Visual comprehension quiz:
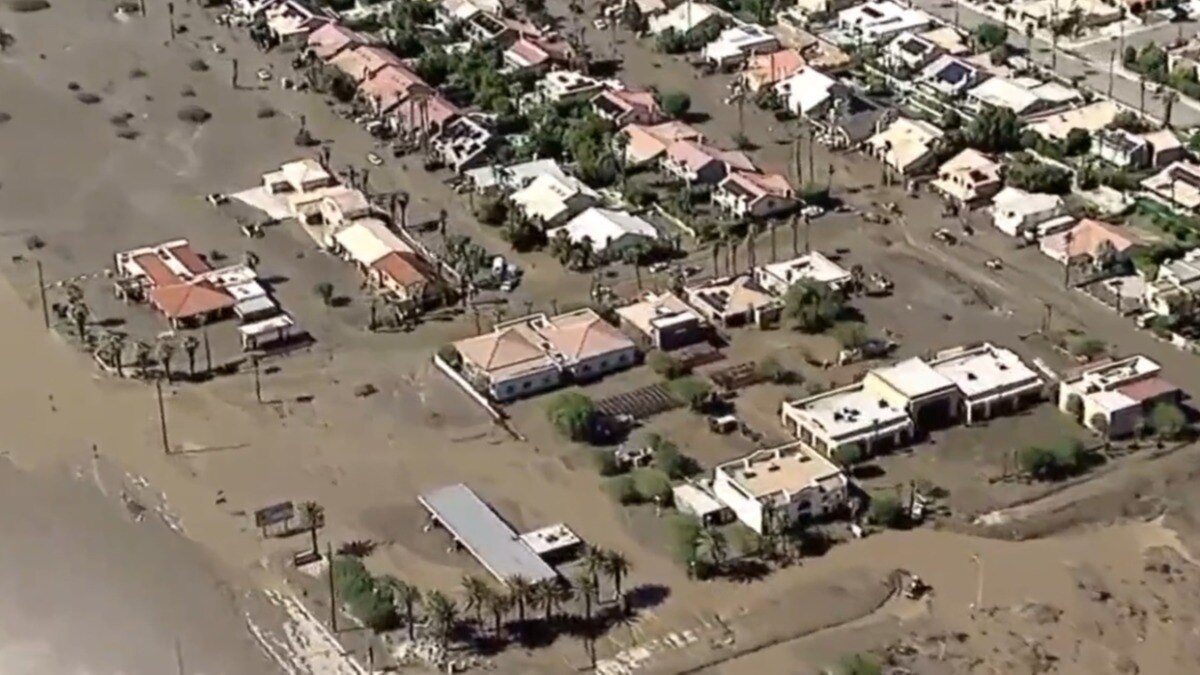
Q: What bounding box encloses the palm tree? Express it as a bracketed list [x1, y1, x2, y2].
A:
[532, 581, 556, 623]
[424, 590, 458, 650]
[1091, 413, 1111, 453]
[154, 337, 176, 382]
[710, 241, 720, 277]
[790, 215, 799, 255]
[575, 571, 598, 627]
[1162, 89, 1179, 128]
[581, 545, 605, 590]
[551, 581, 575, 620]
[769, 221, 778, 262]
[508, 575, 534, 624]
[69, 300, 89, 344]
[462, 575, 490, 627]
[612, 132, 630, 191]
[102, 333, 127, 376]
[698, 527, 728, 569]
[603, 550, 631, 605]
[181, 335, 199, 378]
[392, 580, 422, 641]
[396, 190, 410, 229]
[131, 340, 152, 378]
[299, 501, 324, 553]
[438, 208, 449, 241]
[485, 587, 512, 637]
[64, 282, 84, 305]
[550, 229, 573, 265]
[574, 236, 595, 270]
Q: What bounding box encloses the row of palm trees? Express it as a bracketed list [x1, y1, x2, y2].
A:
[95, 331, 203, 381]
[369, 545, 631, 656]
[58, 282, 208, 380]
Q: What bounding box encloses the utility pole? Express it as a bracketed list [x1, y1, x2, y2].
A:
[1108, 49, 1115, 98]
[36, 260, 49, 329]
[327, 542, 339, 633]
[251, 354, 262, 404]
[202, 328, 212, 375]
[1050, 0, 1058, 71]
[806, 123, 815, 187]
[168, 2, 176, 42]
[175, 638, 184, 675]
[1043, 302, 1053, 333]
[231, 58, 239, 89]
[953, 0, 960, 30]
[156, 378, 170, 455]
[804, 214, 812, 253]
[1139, 75, 1146, 114]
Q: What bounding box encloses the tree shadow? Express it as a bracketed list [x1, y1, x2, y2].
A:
[720, 558, 770, 583]
[94, 317, 126, 329]
[330, 295, 352, 308]
[682, 111, 711, 125]
[336, 539, 377, 557]
[625, 583, 669, 612]
[261, 274, 289, 287]
[851, 463, 885, 480]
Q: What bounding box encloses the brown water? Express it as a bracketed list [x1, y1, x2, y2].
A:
[0, 459, 277, 675]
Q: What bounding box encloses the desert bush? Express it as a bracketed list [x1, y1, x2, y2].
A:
[256, 105, 276, 119]
[177, 105, 211, 124]
[116, 129, 140, 140]
[606, 475, 639, 504]
[75, 92, 102, 104]
[187, 58, 209, 72]
[180, 86, 196, 98]
[631, 468, 672, 504]
[7, 0, 52, 13]
[128, 67, 147, 79]
[0, 112, 10, 124]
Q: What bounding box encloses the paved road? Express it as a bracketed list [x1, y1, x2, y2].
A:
[909, 0, 1200, 126]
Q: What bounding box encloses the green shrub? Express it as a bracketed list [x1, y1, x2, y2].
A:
[632, 468, 672, 504]
[868, 494, 904, 528]
[606, 475, 640, 504]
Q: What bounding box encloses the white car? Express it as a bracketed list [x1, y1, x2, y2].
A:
[985, 258, 1003, 270]
[593, 18, 607, 29]
[205, 193, 228, 206]
[802, 205, 825, 218]
[366, 152, 383, 167]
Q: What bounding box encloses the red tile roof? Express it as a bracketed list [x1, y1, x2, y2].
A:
[149, 281, 235, 320]
[170, 243, 211, 276]
[371, 251, 432, 287]
[1116, 377, 1179, 403]
[132, 253, 181, 287]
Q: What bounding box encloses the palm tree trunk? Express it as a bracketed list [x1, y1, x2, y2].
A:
[406, 605, 416, 641]
[309, 525, 318, 553]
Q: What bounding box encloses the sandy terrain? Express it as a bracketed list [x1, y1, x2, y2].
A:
[7, 2, 1200, 674]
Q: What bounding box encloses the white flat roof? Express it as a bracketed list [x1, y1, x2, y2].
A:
[239, 312, 295, 337]
[929, 344, 1042, 400]
[759, 251, 851, 288]
[717, 445, 845, 499]
[518, 523, 581, 556]
[787, 384, 912, 441]
[869, 357, 956, 399]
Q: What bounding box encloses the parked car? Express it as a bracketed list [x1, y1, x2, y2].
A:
[366, 152, 383, 166]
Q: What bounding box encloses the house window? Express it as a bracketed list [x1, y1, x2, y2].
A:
[503, 385, 515, 396]
[522, 381, 532, 390]
[599, 360, 608, 369]
[581, 364, 591, 373]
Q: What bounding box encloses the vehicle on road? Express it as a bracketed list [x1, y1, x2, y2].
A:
[933, 228, 957, 245]
[366, 152, 383, 166]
